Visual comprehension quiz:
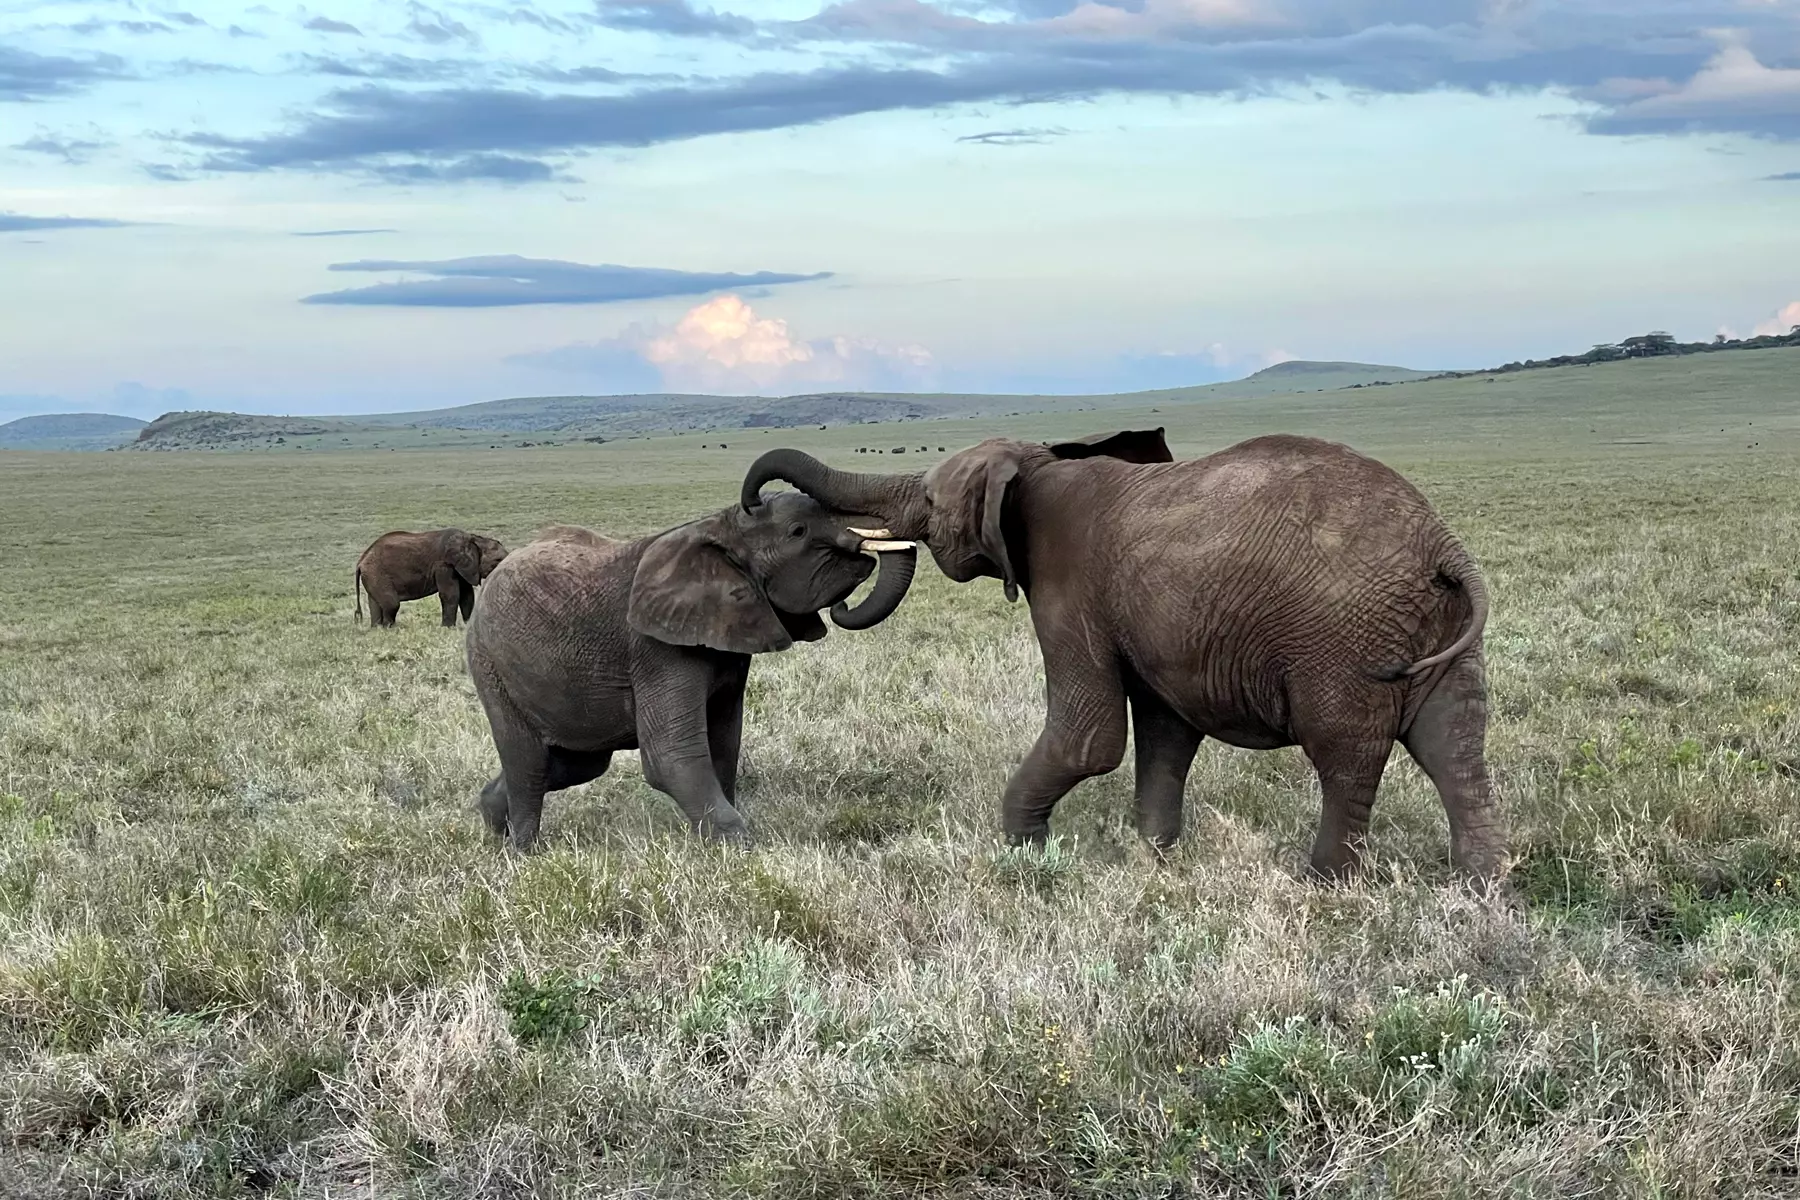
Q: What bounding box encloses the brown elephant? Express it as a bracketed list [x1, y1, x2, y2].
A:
[739, 430, 1502, 882]
[354, 528, 509, 628]
[465, 495, 917, 851]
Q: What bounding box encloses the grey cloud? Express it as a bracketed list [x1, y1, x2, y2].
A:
[293, 52, 479, 82]
[165, 11, 207, 27]
[0, 212, 134, 232]
[13, 133, 110, 163]
[406, 2, 481, 45]
[191, 25, 1687, 177]
[1766, 171, 1800, 181]
[174, 0, 1800, 178]
[301, 254, 832, 306]
[957, 125, 1066, 144]
[589, 0, 758, 39]
[370, 153, 561, 182]
[292, 227, 399, 236]
[305, 16, 364, 35]
[1, 46, 130, 100]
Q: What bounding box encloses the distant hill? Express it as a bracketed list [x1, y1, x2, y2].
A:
[119, 359, 1439, 452]
[0, 412, 146, 451]
[130, 411, 362, 451]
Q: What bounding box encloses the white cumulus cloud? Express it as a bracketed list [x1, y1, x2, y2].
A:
[1752, 300, 1800, 337]
[514, 294, 936, 394]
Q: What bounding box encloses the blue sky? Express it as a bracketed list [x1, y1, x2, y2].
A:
[2, 0, 1797, 419]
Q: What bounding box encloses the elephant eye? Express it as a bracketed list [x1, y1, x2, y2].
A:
[788, 523, 807, 540]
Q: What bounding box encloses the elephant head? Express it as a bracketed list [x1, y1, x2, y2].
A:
[628, 491, 917, 654]
[444, 531, 509, 587]
[739, 429, 1170, 601]
[471, 534, 509, 580]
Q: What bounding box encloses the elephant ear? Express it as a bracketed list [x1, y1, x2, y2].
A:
[445, 532, 483, 589]
[924, 441, 1023, 602]
[628, 520, 793, 654]
[1048, 428, 1172, 464]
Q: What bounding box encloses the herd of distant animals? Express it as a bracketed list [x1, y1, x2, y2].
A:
[353, 428, 1502, 884]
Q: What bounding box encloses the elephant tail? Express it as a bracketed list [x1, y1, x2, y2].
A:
[1375, 546, 1489, 682]
[353, 565, 365, 624]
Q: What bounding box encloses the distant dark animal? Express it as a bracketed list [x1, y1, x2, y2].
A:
[355, 529, 509, 628]
[466, 496, 917, 850]
[741, 430, 1502, 882]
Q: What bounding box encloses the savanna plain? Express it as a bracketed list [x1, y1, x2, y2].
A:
[3, 350, 1799, 1198]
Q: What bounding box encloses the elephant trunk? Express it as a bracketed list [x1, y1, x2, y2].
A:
[741, 449, 928, 539]
[830, 540, 918, 630]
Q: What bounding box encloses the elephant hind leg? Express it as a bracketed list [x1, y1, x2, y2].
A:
[1401, 652, 1505, 883]
[1301, 736, 1394, 881]
[479, 775, 510, 836]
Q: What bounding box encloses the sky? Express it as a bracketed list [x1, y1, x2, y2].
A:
[2, 0, 1798, 419]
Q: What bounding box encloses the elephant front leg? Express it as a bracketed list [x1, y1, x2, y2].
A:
[1127, 684, 1203, 852]
[1001, 659, 1127, 848]
[637, 662, 751, 845]
[458, 579, 476, 623]
[706, 671, 748, 807]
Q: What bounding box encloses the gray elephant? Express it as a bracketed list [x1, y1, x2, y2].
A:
[354, 528, 509, 628]
[740, 430, 1502, 882]
[465, 496, 916, 851]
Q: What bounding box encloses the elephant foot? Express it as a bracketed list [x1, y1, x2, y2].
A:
[477, 777, 510, 837]
[702, 812, 754, 849]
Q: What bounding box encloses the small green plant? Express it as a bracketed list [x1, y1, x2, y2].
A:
[497, 969, 601, 1045]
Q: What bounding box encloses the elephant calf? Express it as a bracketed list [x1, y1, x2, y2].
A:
[354, 528, 509, 627]
[465, 498, 916, 850]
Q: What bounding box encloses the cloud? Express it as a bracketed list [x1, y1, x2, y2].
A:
[1764, 170, 1800, 180]
[292, 227, 398, 237]
[0, 46, 130, 101]
[1586, 40, 1800, 141]
[0, 212, 133, 232]
[184, 5, 1758, 181]
[511, 294, 935, 393]
[301, 255, 833, 306]
[304, 15, 364, 35]
[589, 0, 759, 39]
[405, 2, 481, 46]
[12, 133, 109, 163]
[956, 126, 1067, 144]
[1752, 300, 1800, 337]
[373, 153, 563, 182]
[291, 52, 481, 82]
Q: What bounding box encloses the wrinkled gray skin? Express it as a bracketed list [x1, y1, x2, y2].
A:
[465, 493, 917, 851]
[355, 528, 509, 628]
[741, 431, 1502, 882]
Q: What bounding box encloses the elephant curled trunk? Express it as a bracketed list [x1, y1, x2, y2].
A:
[741, 449, 927, 539]
[830, 529, 917, 630]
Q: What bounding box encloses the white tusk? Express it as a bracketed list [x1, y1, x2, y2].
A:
[849, 526, 892, 538]
[859, 539, 915, 553]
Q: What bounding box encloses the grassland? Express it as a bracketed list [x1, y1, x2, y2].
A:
[2, 349, 1799, 1197]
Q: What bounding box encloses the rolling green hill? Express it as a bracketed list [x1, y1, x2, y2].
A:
[0, 412, 145, 451]
[115, 359, 1440, 452]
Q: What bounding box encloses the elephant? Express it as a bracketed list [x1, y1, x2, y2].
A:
[739, 430, 1502, 882]
[354, 528, 509, 628]
[464, 496, 918, 851]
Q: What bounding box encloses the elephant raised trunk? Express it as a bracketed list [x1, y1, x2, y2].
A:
[829, 527, 918, 630]
[740, 449, 928, 539]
